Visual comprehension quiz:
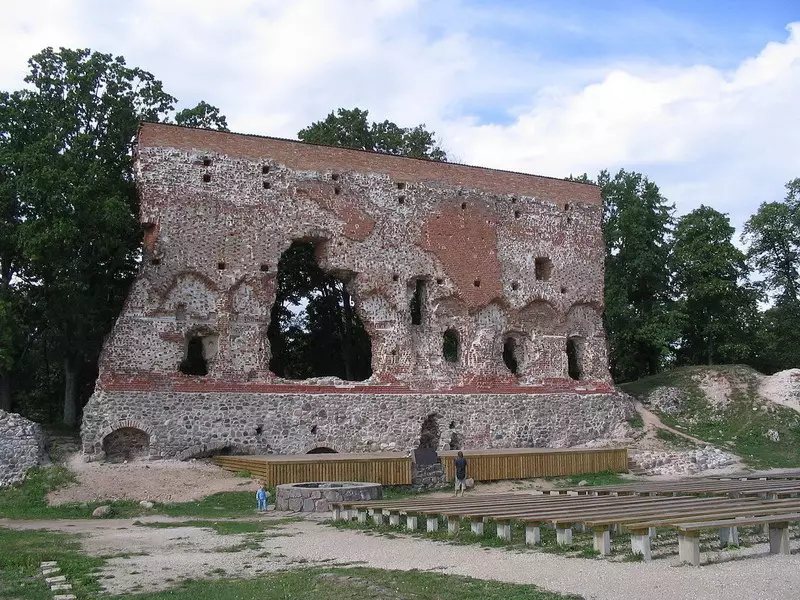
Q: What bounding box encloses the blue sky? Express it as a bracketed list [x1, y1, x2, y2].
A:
[1, 0, 799, 235]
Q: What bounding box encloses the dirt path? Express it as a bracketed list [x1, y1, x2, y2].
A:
[3, 514, 798, 600]
[47, 453, 259, 504]
[635, 401, 708, 445]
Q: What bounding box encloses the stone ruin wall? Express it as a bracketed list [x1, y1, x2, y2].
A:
[82, 123, 632, 460]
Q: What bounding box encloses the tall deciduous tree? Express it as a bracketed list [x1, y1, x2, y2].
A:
[298, 107, 447, 161]
[672, 206, 759, 365]
[10, 47, 176, 425]
[599, 169, 677, 382]
[174, 100, 230, 131]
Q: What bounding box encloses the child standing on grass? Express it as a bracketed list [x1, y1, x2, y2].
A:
[256, 484, 269, 512]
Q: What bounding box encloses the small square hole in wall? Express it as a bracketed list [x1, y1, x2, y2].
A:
[461, 202, 467, 210]
[332, 173, 340, 181]
[564, 203, 570, 211]
[473, 278, 481, 287]
[203, 157, 211, 167]
[334, 186, 341, 195]
[535, 257, 553, 281]
[511, 197, 517, 204]
[262, 165, 270, 174]
[392, 274, 399, 282]
[263, 181, 271, 190]
[260, 264, 269, 272]
[397, 182, 405, 190]
[202, 173, 211, 183]
[567, 216, 573, 225]
[511, 281, 519, 290]
[561, 286, 567, 294]
[398, 196, 405, 205]
[514, 210, 520, 219]
[217, 262, 226, 270]
[436, 277, 443, 285]
[150, 258, 161, 266]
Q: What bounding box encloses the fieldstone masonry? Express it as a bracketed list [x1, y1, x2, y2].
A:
[82, 123, 632, 460]
[0, 409, 48, 486]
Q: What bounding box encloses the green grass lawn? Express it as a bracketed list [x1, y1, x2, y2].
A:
[0, 527, 105, 600]
[104, 567, 581, 600]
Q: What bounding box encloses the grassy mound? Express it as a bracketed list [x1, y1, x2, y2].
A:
[621, 365, 800, 468]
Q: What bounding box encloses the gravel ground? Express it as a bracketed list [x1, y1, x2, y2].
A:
[47, 453, 258, 504]
[4, 515, 799, 600]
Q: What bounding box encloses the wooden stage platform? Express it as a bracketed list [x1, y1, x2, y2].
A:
[212, 446, 628, 487]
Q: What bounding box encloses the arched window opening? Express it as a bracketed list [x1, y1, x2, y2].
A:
[567, 337, 583, 380]
[103, 427, 150, 462]
[307, 446, 338, 454]
[443, 329, 459, 363]
[418, 414, 441, 449]
[180, 332, 218, 376]
[503, 337, 519, 374]
[267, 241, 372, 381]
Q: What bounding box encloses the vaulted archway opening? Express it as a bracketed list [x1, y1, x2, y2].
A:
[267, 241, 372, 381]
[307, 446, 338, 454]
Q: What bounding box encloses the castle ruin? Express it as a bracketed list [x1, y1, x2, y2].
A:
[81, 123, 632, 461]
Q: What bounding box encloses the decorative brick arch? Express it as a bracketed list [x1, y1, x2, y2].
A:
[305, 442, 339, 454]
[99, 419, 155, 462]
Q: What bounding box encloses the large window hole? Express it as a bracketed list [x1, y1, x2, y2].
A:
[267, 241, 372, 381]
[443, 329, 459, 363]
[179, 333, 219, 376]
[503, 337, 519, 375]
[566, 337, 583, 380]
[535, 257, 553, 281]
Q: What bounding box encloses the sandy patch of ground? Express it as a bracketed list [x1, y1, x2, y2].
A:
[4, 514, 800, 600]
[759, 368, 800, 412]
[47, 453, 258, 504]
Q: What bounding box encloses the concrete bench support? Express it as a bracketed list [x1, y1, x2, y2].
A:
[357, 509, 367, 524]
[769, 523, 790, 555]
[718, 526, 739, 547]
[427, 517, 439, 533]
[332, 506, 342, 521]
[470, 520, 484, 536]
[447, 518, 460, 535]
[630, 530, 652, 561]
[678, 531, 700, 566]
[406, 515, 418, 531]
[648, 527, 657, 539]
[496, 521, 511, 541]
[389, 512, 400, 527]
[525, 525, 541, 546]
[373, 511, 385, 526]
[556, 524, 573, 546]
[593, 527, 611, 555]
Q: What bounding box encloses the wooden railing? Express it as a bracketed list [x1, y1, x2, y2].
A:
[438, 447, 628, 482]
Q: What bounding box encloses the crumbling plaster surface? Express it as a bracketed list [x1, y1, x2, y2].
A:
[81, 390, 634, 460]
[83, 124, 626, 460]
[97, 124, 609, 387]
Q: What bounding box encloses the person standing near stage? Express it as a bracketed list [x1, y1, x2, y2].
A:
[453, 451, 468, 497]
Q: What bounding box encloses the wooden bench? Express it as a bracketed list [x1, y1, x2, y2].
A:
[674, 514, 800, 566]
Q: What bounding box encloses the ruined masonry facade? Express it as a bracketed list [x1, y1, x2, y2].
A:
[81, 123, 631, 460]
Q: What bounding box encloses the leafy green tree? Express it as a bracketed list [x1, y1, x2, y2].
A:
[598, 169, 678, 382]
[671, 206, 759, 365]
[298, 107, 447, 161]
[9, 47, 176, 425]
[743, 180, 800, 305]
[174, 100, 230, 131]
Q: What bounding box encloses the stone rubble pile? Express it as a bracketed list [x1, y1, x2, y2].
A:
[632, 446, 736, 476]
[0, 409, 48, 486]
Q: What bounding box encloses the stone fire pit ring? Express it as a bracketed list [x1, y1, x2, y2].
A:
[275, 481, 382, 512]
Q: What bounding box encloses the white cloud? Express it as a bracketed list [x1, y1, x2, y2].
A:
[0, 1, 798, 231]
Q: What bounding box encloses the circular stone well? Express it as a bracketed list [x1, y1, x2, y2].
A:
[275, 481, 382, 512]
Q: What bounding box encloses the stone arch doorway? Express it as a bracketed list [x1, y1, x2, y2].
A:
[102, 427, 150, 462]
[307, 446, 338, 454]
[418, 413, 441, 449]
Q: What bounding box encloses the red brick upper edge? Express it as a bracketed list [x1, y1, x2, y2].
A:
[137, 123, 601, 206]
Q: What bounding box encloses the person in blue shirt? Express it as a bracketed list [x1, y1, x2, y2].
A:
[256, 484, 269, 512]
[453, 451, 468, 497]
